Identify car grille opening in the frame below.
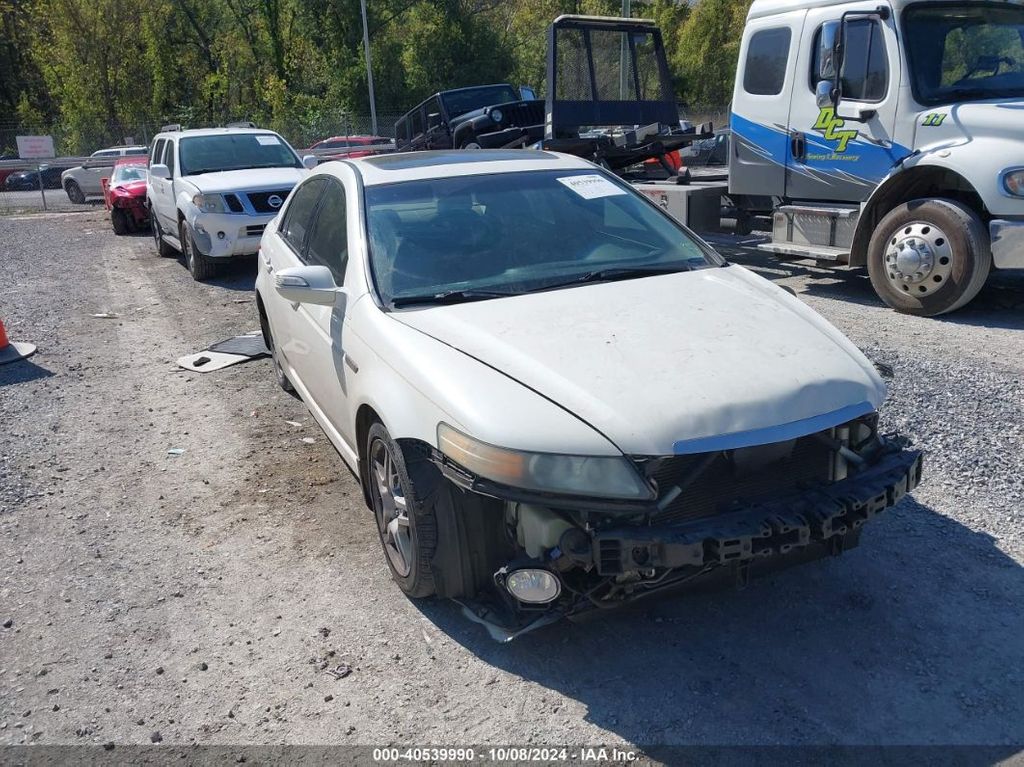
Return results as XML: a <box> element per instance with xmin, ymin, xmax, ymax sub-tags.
<box><xmin>245</xmin><ymin>190</ymin><xmax>291</xmax><ymax>214</ymax></box>
<box><xmin>244</xmin><ymin>224</ymin><xmax>266</xmax><ymax>237</ymax></box>
<box><xmin>648</xmin><ymin>433</ymin><xmax>833</xmax><ymax>524</ymax></box>
<box><xmin>224</xmin><ymin>193</ymin><xmax>245</xmax><ymax>213</ymax></box>
<box><xmin>499</xmin><ymin>101</ymin><xmax>544</xmax><ymax>127</ymax></box>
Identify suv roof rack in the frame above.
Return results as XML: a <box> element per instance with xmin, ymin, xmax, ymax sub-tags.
<box><xmin>160</xmin><ymin>123</ymin><xmax>182</xmax><ymax>132</ymax></box>
<box><xmin>225</xmin><ymin>121</ymin><xmax>259</xmax><ymax>129</ymax></box>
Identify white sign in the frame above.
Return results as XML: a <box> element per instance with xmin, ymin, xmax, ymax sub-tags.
<box><xmin>16</xmin><ymin>135</ymin><xmax>56</xmax><ymax>160</ymax></box>
<box><xmin>557</xmin><ymin>174</ymin><xmax>627</xmax><ymax>200</ymax></box>
<box><xmin>255</xmin><ymin>135</ymin><xmax>281</xmax><ymax>146</ymax></box>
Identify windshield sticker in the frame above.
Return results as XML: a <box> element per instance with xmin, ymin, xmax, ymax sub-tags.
<box><xmin>557</xmin><ymin>174</ymin><xmax>628</xmax><ymax>199</ymax></box>
<box><xmin>255</xmin><ymin>135</ymin><xmax>281</xmax><ymax>146</ymax></box>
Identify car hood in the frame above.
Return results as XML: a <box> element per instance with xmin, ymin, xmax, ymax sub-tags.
<box><xmin>111</xmin><ymin>179</ymin><xmax>147</xmax><ymax>196</ymax></box>
<box><xmin>392</xmin><ymin>265</ymin><xmax>886</xmax><ymax>456</ymax></box>
<box><xmin>181</xmin><ymin>167</ymin><xmax>305</xmax><ymax>194</ymax></box>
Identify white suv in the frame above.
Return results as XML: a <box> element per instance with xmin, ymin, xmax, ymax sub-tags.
<box><xmin>146</xmin><ymin>127</ymin><xmax>316</xmax><ymax>280</ymax></box>
<box><xmin>62</xmin><ymin>145</ymin><xmax>148</xmax><ymax>203</ymax></box>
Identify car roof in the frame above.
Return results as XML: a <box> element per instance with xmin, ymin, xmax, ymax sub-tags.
<box><xmin>155</xmin><ymin>127</ymin><xmax>282</xmax><ymax>140</ymax></box>
<box><xmin>340</xmin><ymin>149</ymin><xmax>596</xmax><ymax>186</ymax></box>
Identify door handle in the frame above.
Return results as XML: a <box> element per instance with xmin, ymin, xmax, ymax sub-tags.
<box><xmin>791</xmin><ymin>132</ymin><xmax>806</xmax><ymax>162</ymax></box>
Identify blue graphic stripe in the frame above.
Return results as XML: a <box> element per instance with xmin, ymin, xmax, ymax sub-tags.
<box><xmin>672</xmin><ymin>400</ymin><xmax>876</xmax><ymax>454</ymax></box>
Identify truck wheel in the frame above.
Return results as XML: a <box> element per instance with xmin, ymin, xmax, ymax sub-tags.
<box><xmin>111</xmin><ymin>208</ymin><xmax>129</xmax><ymax>235</ymax></box>
<box><xmin>65</xmin><ymin>180</ymin><xmax>85</xmax><ymax>204</ymax></box>
<box><xmin>366</xmin><ymin>422</ymin><xmax>437</xmax><ymax>598</ymax></box>
<box><xmin>180</xmin><ymin>220</ymin><xmax>217</xmax><ymax>281</ymax></box>
<box><xmin>867</xmin><ymin>199</ymin><xmax>991</xmax><ymax>316</ymax></box>
<box><xmin>151</xmin><ymin>213</ymin><xmax>177</xmax><ymax>257</ymax></box>
<box><xmin>460</xmin><ymin>137</ymin><xmax>482</xmax><ymax>149</ymax></box>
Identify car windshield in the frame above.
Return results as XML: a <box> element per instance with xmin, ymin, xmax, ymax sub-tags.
<box><xmin>441</xmin><ymin>85</ymin><xmax>521</xmax><ymax>118</ymax></box>
<box><xmin>178</xmin><ymin>133</ymin><xmax>301</xmax><ymax>175</ymax></box>
<box><xmin>112</xmin><ymin>165</ymin><xmax>146</xmax><ymax>183</ymax></box>
<box><xmin>365</xmin><ymin>169</ymin><xmax>721</xmax><ymax>306</ymax></box>
<box><xmin>904</xmin><ymin>3</ymin><xmax>1024</xmax><ymax>105</ymax></box>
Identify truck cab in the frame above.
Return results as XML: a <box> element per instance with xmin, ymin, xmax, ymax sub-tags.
<box><xmin>730</xmin><ymin>0</ymin><xmax>1024</xmax><ymax>315</ymax></box>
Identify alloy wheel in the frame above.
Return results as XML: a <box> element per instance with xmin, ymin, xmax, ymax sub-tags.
<box><xmin>370</xmin><ymin>438</ymin><xmax>413</xmax><ymax>578</ymax></box>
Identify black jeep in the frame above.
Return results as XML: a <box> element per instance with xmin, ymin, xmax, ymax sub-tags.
<box><xmin>394</xmin><ymin>84</ymin><xmax>544</xmax><ymax>151</ymax></box>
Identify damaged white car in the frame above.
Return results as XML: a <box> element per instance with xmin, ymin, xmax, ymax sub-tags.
<box><xmin>255</xmin><ymin>150</ymin><xmax>923</xmax><ymax>640</ymax></box>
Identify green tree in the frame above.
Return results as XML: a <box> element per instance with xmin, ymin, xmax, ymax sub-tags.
<box><xmin>674</xmin><ymin>0</ymin><xmax>750</xmax><ymax>108</ymax></box>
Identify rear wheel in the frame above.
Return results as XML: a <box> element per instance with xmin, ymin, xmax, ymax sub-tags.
<box><xmin>867</xmin><ymin>199</ymin><xmax>991</xmax><ymax>316</ymax></box>
<box><xmin>111</xmin><ymin>208</ymin><xmax>129</xmax><ymax>235</ymax></box>
<box><xmin>65</xmin><ymin>180</ymin><xmax>85</xmax><ymax>204</ymax></box>
<box><xmin>151</xmin><ymin>212</ymin><xmax>177</xmax><ymax>257</ymax></box>
<box><xmin>180</xmin><ymin>220</ymin><xmax>217</xmax><ymax>281</ymax></box>
<box><xmin>366</xmin><ymin>423</ymin><xmax>437</xmax><ymax>598</ymax></box>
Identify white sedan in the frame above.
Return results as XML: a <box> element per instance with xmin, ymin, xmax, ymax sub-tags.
<box><xmin>255</xmin><ymin>150</ymin><xmax>922</xmax><ymax>640</ymax></box>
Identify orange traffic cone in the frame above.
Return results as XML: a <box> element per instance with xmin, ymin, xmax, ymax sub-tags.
<box><xmin>0</xmin><ymin>317</ymin><xmax>36</xmax><ymax>365</ymax></box>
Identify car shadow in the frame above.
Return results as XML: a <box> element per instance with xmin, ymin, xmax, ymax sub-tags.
<box><xmin>0</xmin><ymin>357</ymin><xmax>53</xmax><ymax>386</ymax></box>
<box><xmin>186</xmin><ymin>256</ymin><xmax>257</xmax><ymax>293</ymax></box>
<box><xmin>413</xmin><ymin>497</ymin><xmax>1024</xmax><ymax>746</ymax></box>
<box><xmin>704</xmin><ymin>233</ymin><xmax>1024</xmax><ymax>331</ymax></box>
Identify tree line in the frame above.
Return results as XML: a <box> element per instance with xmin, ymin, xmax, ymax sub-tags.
<box><xmin>0</xmin><ymin>0</ymin><xmax>751</xmax><ymax>151</ymax></box>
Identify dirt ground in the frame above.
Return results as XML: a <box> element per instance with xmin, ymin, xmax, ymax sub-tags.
<box><xmin>1</xmin><ymin>210</ymin><xmax>1023</xmax><ymax>753</ymax></box>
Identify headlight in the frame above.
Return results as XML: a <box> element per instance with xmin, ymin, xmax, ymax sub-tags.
<box><xmin>192</xmin><ymin>193</ymin><xmax>225</xmax><ymax>213</ymax></box>
<box><xmin>437</xmin><ymin>424</ymin><xmax>652</xmax><ymax>500</ymax></box>
<box><xmin>489</xmin><ymin>108</ymin><xmax>503</xmax><ymax>124</ymax></box>
<box><xmin>1002</xmin><ymin>169</ymin><xmax>1024</xmax><ymax>197</ymax></box>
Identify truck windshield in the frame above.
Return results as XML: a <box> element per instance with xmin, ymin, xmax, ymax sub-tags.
<box><xmin>904</xmin><ymin>3</ymin><xmax>1024</xmax><ymax>105</ymax></box>
<box><xmin>441</xmin><ymin>86</ymin><xmax>521</xmax><ymax>118</ymax></box>
<box><xmin>364</xmin><ymin>169</ymin><xmax>721</xmax><ymax>306</ymax></box>
<box><xmin>178</xmin><ymin>133</ymin><xmax>301</xmax><ymax>176</ymax></box>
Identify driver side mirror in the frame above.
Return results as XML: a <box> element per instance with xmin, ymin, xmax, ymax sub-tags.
<box><xmin>274</xmin><ymin>264</ymin><xmax>342</xmax><ymax>306</ymax></box>
<box><xmin>816</xmin><ymin>21</ymin><xmax>841</xmax><ymax>108</ymax></box>
<box><xmin>149</xmin><ymin>163</ymin><xmax>170</xmax><ymax>180</ymax></box>
<box><xmin>302</xmin><ymin>154</ymin><xmax>318</xmax><ymax>169</ymax></box>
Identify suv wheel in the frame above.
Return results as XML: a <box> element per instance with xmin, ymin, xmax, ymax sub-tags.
<box><xmin>151</xmin><ymin>213</ymin><xmax>177</xmax><ymax>257</ymax></box>
<box><xmin>65</xmin><ymin>180</ymin><xmax>85</xmax><ymax>204</ymax></box>
<box><xmin>180</xmin><ymin>220</ymin><xmax>217</xmax><ymax>281</ymax></box>
<box><xmin>460</xmin><ymin>137</ymin><xmax>482</xmax><ymax>149</ymax></box>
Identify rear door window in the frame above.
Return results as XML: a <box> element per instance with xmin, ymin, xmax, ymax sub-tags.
<box><xmin>151</xmin><ymin>139</ymin><xmax>166</xmax><ymax>166</ymax></box>
<box><xmin>162</xmin><ymin>141</ymin><xmax>175</xmax><ymax>175</ymax></box>
<box><xmin>743</xmin><ymin>27</ymin><xmax>792</xmax><ymax>95</ymax></box>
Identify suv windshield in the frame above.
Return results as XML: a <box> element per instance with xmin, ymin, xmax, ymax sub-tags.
<box><xmin>178</xmin><ymin>133</ymin><xmax>301</xmax><ymax>176</ymax></box>
<box><xmin>441</xmin><ymin>85</ymin><xmax>521</xmax><ymax>118</ymax></box>
<box><xmin>365</xmin><ymin>169</ymin><xmax>721</xmax><ymax>306</ymax></box>
<box><xmin>904</xmin><ymin>3</ymin><xmax>1024</xmax><ymax>105</ymax></box>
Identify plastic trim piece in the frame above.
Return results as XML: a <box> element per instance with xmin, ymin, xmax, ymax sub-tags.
<box><xmin>672</xmin><ymin>400</ymin><xmax>875</xmax><ymax>455</ymax></box>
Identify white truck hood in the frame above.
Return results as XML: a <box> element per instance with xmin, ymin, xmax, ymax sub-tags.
<box><xmin>181</xmin><ymin>167</ymin><xmax>305</xmax><ymax>194</ymax></box>
<box><xmin>393</xmin><ymin>265</ymin><xmax>886</xmax><ymax>456</ymax></box>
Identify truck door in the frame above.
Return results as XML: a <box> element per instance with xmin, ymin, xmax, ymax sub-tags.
<box><xmin>729</xmin><ymin>11</ymin><xmax>806</xmax><ymax>198</ymax></box>
<box><xmin>786</xmin><ymin>4</ymin><xmax>904</xmax><ymax>202</ymax></box>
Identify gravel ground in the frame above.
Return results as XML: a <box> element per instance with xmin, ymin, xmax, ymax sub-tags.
<box><xmin>1</xmin><ymin>211</ymin><xmax>1023</xmax><ymax>752</ymax></box>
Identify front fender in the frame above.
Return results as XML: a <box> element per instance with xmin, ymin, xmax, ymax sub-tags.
<box><xmin>906</xmin><ymin>139</ymin><xmax>1024</xmax><ymax>218</ymax></box>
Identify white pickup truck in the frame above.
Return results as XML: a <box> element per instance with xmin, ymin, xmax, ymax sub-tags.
<box><xmin>146</xmin><ymin>126</ymin><xmax>315</xmax><ymax>281</ymax></box>
<box><xmin>729</xmin><ymin>0</ymin><xmax>1024</xmax><ymax>315</ymax></box>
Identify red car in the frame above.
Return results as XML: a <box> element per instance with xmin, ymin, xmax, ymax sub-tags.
<box><xmin>105</xmin><ymin>157</ymin><xmax>149</xmax><ymax>235</ymax></box>
<box><xmin>306</xmin><ymin>135</ymin><xmax>390</xmax><ymax>160</ymax></box>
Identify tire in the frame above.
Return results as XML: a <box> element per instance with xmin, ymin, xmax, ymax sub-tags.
<box><xmin>460</xmin><ymin>137</ymin><xmax>482</xmax><ymax>149</ymax></box>
<box><xmin>111</xmin><ymin>208</ymin><xmax>129</xmax><ymax>235</ymax></box>
<box><xmin>366</xmin><ymin>422</ymin><xmax>437</xmax><ymax>598</ymax></box>
<box><xmin>151</xmin><ymin>212</ymin><xmax>177</xmax><ymax>258</ymax></box>
<box><xmin>180</xmin><ymin>219</ymin><xmax>217</xmax><ymax>281</ymax></box>
<box><xmin>258</xmin><ymin>303</ymin><xmax>294</xmax><ymax>393</ymax></box>
<box><xmin>65</xmin><ymin>180</ymin><xmax>85</xmax><ymax>204</ymax></box>
<box><xmin>867</xmin><ymin>199</ymin><xmax>991</xmax><ymax>316</ymax></box>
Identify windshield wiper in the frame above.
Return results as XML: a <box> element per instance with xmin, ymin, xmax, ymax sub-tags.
<box><xmin>538</xmin><ymin>264</ymin><xmax>690</xmax><ymax>291</ymax></box>
<box><xmin>391</xmin><ymin>289</ymin><xmax>517</xmax><ymax>308</ymax></box>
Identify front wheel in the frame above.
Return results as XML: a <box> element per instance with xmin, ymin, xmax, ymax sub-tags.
<box><xmin>111</xmin><ymin>208</ymin><xmax>129</xmax><ymax>235</ymax></box>
<box><xmin>65</xmin><ymin>180</ymin><xmax>85</xmax><ymax>204</ymax></box>
<box><xmin>366</xmin><ymin>423</ymin><xmax>437</xmax><ymax>598</ymax></box>
<box><xmin>460</xmin><ymin>137</ymin><xmax>482</xmax><ymax>149</ymax></box>
<box><xmin>180</xmin><ymin>220</ymin><xmax>217</xmax><ymax>281</ymax></box>
<box><xmin>867</xmin><ymin>199</ymin><xmax>991</xmax><ymax>316</ymax></box>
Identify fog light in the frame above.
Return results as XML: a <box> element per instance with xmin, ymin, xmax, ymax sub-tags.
<box><xmin>217</xmin><ymin>231</ymin><xmax>225</xmax><ymax>240</ymax></box>
<box><xmin>505</xmin><ymin>568</ymin><xmax>561</xmax><ymax>604</ymax></box>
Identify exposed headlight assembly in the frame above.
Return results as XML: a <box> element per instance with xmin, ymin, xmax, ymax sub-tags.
<box><xmin>437</xmin><ymin>424</ymin><xmax>652</xmax><ymax>500</ymax></box>
<box><xmin>489</xmin><ymin>108</ymin><xmax>503</xmax><ymax>124</ymax></box>
<box><xmin>191</xmin><ymin>193</ymin><xmax>226</xmax><ymax>213</ymax></box>
<box><xmin>1001</xmin><ymin>168</ymin><xmax>1024</xmax><ymax>197</ymax></box>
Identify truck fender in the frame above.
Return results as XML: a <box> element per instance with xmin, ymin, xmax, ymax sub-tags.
<box><xmin>850</xmin><ymin>157</ymin><xmax>985</xmax><ymax>267</ymax></box>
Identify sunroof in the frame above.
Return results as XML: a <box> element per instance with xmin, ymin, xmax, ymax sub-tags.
<box><xmin>361</xmin><ymin>149</ymin><xmax>556</xmax><ymax>170</ymax></box>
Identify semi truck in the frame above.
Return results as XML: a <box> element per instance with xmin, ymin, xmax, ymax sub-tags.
<box><xmin>729</xmin><ymin>0</ymin><xmax>1024</xmax><ymax>315</ymax></box>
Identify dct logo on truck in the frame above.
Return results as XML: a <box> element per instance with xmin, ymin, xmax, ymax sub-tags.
<box><xmin>812</xmin><ymin>107</ymin><xmax>858</xmax><ymax>153</ymax></box>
